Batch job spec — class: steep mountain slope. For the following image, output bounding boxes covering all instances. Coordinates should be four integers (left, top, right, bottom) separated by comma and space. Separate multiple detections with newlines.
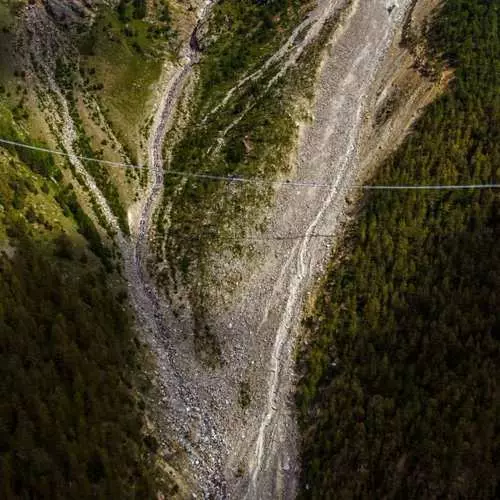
297, 0, 500, 497
0, 1, 202, 497
147, 0, 444, 497
0, 67, 162, 500
0, 0, 453, 498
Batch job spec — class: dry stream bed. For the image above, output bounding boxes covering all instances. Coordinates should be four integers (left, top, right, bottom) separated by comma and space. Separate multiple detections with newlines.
142, 0, 440, 498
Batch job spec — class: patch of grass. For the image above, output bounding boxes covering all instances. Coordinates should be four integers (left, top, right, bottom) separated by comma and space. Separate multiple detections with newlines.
0, 137, 114, 275
0, 0, 25, 32
77, 4, 175, 156
0, 104, 62, 180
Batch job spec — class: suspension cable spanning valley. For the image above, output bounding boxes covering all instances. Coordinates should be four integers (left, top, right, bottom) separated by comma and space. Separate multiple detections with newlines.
1, 138, 497, 191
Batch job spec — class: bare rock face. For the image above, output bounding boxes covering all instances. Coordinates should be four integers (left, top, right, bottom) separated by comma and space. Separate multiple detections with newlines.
41, 0, 104, 26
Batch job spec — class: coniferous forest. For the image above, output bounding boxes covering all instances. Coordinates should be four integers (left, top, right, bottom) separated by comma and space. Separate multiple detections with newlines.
0, 126, 158, 498
0, 238, 158, 499
298, 0, 500, 498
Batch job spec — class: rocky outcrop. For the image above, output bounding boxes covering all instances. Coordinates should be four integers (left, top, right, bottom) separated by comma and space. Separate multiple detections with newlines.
41, 0, 119, 26
42, 0, 94, 24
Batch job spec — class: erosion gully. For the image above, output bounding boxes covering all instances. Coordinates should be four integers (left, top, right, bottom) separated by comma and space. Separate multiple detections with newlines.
129, 0, 414, 498
222, 1, 414, 498
30, 0, 414, 497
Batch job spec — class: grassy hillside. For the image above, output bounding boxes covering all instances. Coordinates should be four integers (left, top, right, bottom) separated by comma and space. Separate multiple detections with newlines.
0, 0, 182, 234
297, 0, 500, 498
77, 0, 176, 158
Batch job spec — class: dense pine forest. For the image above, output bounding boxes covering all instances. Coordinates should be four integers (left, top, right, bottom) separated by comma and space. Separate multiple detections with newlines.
298, 0, 500, 498
0, 239, 158, 499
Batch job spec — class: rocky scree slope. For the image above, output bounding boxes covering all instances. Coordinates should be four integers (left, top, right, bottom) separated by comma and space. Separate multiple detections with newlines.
147, 0, 444, 498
